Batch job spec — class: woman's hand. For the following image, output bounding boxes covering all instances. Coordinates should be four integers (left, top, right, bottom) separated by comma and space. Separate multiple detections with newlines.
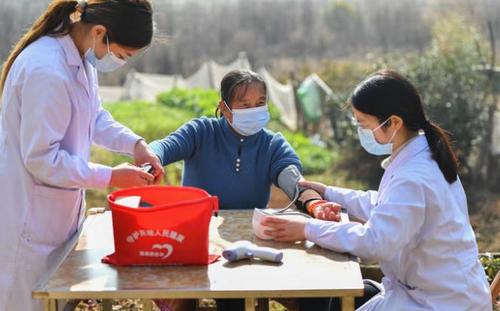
298, 180, 328, 197
109, 163, 155, 188
133, 139, 165, 184
261, 216, 308, 242
309, 201, 342, 221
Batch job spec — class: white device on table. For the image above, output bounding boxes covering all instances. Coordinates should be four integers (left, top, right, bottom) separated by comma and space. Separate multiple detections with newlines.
252, 208, 311, 240
222, 240, 283, 263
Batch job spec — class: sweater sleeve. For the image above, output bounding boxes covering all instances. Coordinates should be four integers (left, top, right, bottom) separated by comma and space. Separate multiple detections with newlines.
149, 118, 206, 166
269, 132, 302, 186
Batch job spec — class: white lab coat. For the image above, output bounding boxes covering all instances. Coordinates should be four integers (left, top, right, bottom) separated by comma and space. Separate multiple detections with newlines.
0, 35, 141, 311
305, 135, 492, 311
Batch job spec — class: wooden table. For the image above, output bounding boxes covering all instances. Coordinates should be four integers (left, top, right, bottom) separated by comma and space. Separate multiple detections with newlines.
33, 209, 363, 311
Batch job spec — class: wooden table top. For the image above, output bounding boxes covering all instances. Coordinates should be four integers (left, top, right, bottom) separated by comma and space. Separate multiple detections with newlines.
33, 210, 363, 300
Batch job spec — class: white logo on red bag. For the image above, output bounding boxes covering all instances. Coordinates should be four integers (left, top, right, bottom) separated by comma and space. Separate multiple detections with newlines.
152, 243, 174, 259
126, 229, 185, 260
126, 229, 185, 244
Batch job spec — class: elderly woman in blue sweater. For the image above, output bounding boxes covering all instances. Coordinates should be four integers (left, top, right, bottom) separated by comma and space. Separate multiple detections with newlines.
149, 70, 335, 311
150, 70, 338, 216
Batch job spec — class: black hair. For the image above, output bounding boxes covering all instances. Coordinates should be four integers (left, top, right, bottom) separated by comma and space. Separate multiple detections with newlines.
216, 69, 267, 117
349, 69, 459, 184
82, 0, 153, 48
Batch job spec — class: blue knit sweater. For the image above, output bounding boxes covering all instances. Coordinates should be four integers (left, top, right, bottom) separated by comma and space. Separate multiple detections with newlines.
149, 117, 302, 210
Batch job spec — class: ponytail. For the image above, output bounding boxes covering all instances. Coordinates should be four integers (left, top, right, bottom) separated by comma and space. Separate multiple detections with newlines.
422, 120, 459, 184
0, 0, 78, 93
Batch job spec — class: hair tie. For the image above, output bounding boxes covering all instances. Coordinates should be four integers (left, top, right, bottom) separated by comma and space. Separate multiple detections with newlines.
70, 0, 88, 24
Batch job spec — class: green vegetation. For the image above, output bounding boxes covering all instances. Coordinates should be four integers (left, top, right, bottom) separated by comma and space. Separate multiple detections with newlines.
280, 131, 336, 175
480, 253, 500, 283
156, 88, 220, 118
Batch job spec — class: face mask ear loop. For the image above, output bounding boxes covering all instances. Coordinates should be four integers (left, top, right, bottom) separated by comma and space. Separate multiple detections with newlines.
223, 101, 234, 121
381, 116, 397, 144
223, 100, 232, 113
388, 127, 398, 144
373, 117, 391, 133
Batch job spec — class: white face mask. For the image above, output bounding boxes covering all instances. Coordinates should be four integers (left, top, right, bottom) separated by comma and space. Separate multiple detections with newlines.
224, 101, 270, 136
357, 117, 397, 155
84, 36, 126, 72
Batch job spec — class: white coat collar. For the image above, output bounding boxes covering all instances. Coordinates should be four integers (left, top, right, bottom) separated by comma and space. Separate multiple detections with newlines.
56, 35, 91, 96
382, 134, 429, 171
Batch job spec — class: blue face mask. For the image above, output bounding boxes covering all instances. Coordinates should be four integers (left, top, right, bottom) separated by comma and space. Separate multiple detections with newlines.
84, 36, 126, 72
224, 101, 270, 136
357, 117, 397, 155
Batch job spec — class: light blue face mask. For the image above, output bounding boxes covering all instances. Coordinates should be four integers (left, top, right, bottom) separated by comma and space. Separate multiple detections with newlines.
224, 101, 270, 136
84, 36, 126, 72
357, 117, 397, 155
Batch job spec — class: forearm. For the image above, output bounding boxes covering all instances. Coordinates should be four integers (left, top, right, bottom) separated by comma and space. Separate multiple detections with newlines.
296, 188, 323, 214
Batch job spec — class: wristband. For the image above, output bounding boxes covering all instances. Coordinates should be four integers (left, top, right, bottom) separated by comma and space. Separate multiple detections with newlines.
306, 199, 328, 215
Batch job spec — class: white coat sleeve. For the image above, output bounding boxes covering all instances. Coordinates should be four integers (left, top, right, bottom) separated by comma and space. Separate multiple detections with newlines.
306, 177, 426, 262
324, 186, 378, 221
20, 70, 111, 189
92, 103, 142, 155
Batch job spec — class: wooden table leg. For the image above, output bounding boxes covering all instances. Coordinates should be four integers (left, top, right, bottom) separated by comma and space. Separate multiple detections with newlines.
341, 296, 355, 311
44, 299, 57, 311
245, 298, 256, 311
143, 299, 153, 311
102, 299, 112, 311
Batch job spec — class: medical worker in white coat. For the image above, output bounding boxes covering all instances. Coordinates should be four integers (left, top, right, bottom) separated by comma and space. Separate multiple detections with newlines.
0, 1, 164, 310
263, 70, 492, 310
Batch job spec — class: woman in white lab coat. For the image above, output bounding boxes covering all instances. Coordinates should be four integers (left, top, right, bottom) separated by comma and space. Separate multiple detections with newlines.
263, 70, 492, 310
0, 1, 163, 310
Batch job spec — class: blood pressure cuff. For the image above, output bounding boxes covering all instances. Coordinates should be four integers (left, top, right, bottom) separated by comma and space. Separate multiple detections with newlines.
277, 165, 323, 213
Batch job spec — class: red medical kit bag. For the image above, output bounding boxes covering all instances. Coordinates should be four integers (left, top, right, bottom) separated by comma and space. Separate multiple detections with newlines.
102, 186, 219, 266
